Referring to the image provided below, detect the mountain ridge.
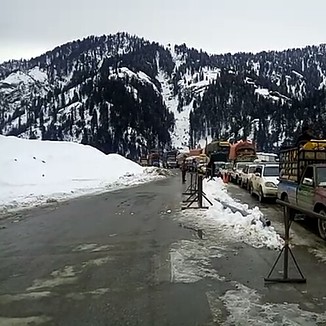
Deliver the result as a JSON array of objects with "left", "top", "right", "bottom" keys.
[{"left": 1, "top": 32, "right": 326, "bottom": 157}]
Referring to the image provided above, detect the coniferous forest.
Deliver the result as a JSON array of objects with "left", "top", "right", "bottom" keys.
[{"left": 2, "top": 32, "right": 326, "bottom": 157}]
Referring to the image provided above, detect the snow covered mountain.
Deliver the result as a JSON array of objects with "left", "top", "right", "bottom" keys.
[{"left": 1, "top": 33, "right": 326, "bottom": 155}]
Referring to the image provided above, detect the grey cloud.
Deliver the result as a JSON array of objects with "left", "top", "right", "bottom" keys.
[{"left": 0, "top": 0, "right": 326, "bottom": 61}]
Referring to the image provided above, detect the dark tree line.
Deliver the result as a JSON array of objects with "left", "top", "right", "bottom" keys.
[{"left": 2, "top": 33, "right": 326, "bottom": 156}]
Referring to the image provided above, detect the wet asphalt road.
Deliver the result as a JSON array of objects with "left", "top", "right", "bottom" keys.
[
  {"left": 1, "top": 174, "right": 326, "bottom": 325},
  {"left": 0, "top": 176, "right": 215, "bottom": 326}
]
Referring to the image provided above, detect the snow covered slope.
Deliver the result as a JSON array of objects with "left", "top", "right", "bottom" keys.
[
  {"left": 157, "top": 47, "right": 220, "bottom": 150},
  {"left": 0, "top": 135, "right": 164, "bottom": 212},
  {"left": 3, "top": 33, "right": 326, "bottom": 154}
]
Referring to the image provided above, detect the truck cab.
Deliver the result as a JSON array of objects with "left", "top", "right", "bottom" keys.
[
  {"left": 139, "top": 156, "right": 148, "bottom": 166},
  {"left": 163, "top": 150, "right": 179, "bottom": 169},
  {"left": 148, "top": 152, "right": 160, "bottom": 167},
  {"left": 282, "top": 164, "right": 326, "bottom": 207},
  {"left": 277, "top": 141, "right": 326, "bottom": 239}
]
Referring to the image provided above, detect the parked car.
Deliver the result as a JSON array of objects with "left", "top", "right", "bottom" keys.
[
  {"left": 239, "top": 164, "right": 258, "bottom": 189},
  {"left": 230, "top": 161, "right": 253, "bottom": 184},
  {"left": 248, "top": 163, "right": 279, "bottom": 202},
  {"left": 166, "top": 159, "right": 178, "bottom": 169},
  {"left": 214, "top": 161, "right": 226, "bottom": 177}
]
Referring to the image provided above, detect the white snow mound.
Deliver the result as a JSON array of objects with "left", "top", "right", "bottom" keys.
[
  {"left": 202, "top": 178, "right": 284, "bottom": 250},
  {"left": 0, "top": 135, "right": 163, "bottom": 211}
]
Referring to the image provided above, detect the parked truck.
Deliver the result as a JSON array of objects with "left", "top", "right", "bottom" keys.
[
  {"left": 163, "top": 150, "right": 179, "bottom": 169},
  {"left": 205, "top": 140, "right": 230, "bottom": 163},
  {"left": 139, "top": 155, "right": 148, "bottom": 166},
  {"left": 205, "top": 140, "right": 230, "bottom": 177},
  {"left": 148, "top": 151, "right": 160, "bottom": 167},
  {"left": 228, "top": 140, "right": 257, "bottom": 183},
  {"left": 229, "top": 140, "right": 256, "bottom": 163},
  {"left": 277, "top": 140, "right": 326, "bottom": 239}
]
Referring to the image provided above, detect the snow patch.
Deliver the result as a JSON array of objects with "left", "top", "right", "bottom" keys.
[
  {"left": 179, "top": 178, "right": 283, "bottom": 250},
  {"left": 156, "top": 67, "right": 190, "bottom": 150},
  {"left": 219, "top": 283, "right": 326, "bottom": 325},
  {"left": 156, "top": 50, "right": 220, "bottom": 150},
  {"left": 0, "top": 135, "right": 165, "bottom": 212},
  {"left": 255, "top": 88, "right": 269, "bottom": 97},
  {"left": 205, "top": 179, "right": 283, "bottom": 249},
  {"left": 292, "top": 70, "right": 304, "bottom": 79},
  {"left": 28, "top": 66, "right": 48, "bottom": 82},
  {"left": 111, "top": 66, "right": 160, "bottom": 94},
  {"left": 308, "top": 248, "right": 326, "bottom": 263},
  {"left": 0, "top": 66, "right": 47, "bottom": 85},
  {"left": 170, "top": 239, "right": 226, "bottom": 283}
]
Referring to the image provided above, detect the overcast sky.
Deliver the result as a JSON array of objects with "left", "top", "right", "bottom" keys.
[{"left": 1, "top": 0, "right": 325, "bottom": 63}]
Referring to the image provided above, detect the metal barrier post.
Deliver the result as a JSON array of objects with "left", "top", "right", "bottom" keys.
[
  {"left": 283, "top": 205, "right": 290, "bottom": 279},
  {"left": 182, "top": 171, "right": 196, "bottom": 196},
  {"left": 264, "top": 202, "right": 306, "bottom": 283},
  {"left": 198, "top": 175, "right": 203, "bottom": 208},
  {"left": 181, "top": 171, "right": 212, "bottom": 210}
]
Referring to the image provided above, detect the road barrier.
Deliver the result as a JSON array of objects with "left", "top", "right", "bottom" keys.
[
  {"left": 265, "top": 200, "right": 326, "bottom": 283},
  {"left": 182, "top": 171, "right": 213, "bottom": 210},
  {"left": 263, "top": 199, "right": 326, "bottom": 283}
]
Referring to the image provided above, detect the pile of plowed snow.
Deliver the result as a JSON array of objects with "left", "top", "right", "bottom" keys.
[{"left": 0, "top": 135, "right": 164, "bottom": 211}]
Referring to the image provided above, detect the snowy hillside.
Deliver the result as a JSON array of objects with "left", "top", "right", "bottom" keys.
[
  {"left": 2, "top": 33, "right": 326, "bottom": 154},
  {"left": 0, "top": 135, "right": 164, "bottom": 212},
  {"left": 0, "top": 33, "right": 175, "bottom": 158},
  {"left": 157, "top": 46, "right": 220, "bottom": 150}
]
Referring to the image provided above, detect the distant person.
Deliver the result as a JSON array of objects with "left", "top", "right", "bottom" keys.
[
  {"left": 208, "top": 159, "right": 215, "bottom": 179},
  {"left": 192, "top": 158, "right": 197, "bottom": 172},
  {"left": 206, "top": 158, "right": 214, "bottom": 179},
  {"left": 296, "top": 124, "right": 319, "bottom": 147},
  {"left": 211, "top": 161, "right": 215, "bottom": 178},
  {"left": 181, "top": 158, "right": 187, "bottom": 183}
]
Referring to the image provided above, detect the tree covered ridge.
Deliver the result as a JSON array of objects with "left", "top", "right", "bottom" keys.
[
  {"left": 0, "top": 33, "right": 176, "bottom": 158},
  {"left": 1, "top": 33, "right": 326, "bottom": 155}
]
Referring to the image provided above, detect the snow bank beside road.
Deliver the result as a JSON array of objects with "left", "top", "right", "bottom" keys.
[
  {"left": 0, "top": 135, "right": 164, "bottom": 212},
  {"left": 203, "top": 178, "right": 284, "bottom": 249},
  {"left": 177, "top": 178, "right": 283, "bottom": 250},
  {"left": 170, "top": 177, "right": 283, "bottom": 285}
]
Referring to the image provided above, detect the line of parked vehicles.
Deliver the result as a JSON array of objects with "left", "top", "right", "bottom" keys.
[
  {"left": 139, "top": 150, "right": 179, "bottom": 168},
  {"left": 141, "top": 138, "right": 326, "bottom": 240},
  {"left": 212, "top": 140, "right": 326, "bottom": 240},
  {"left": 227, "top": 157, "right": 280, "bottom": 203},
  {"left": 139, "top": 148, "right": 210, "bottom": 170}
]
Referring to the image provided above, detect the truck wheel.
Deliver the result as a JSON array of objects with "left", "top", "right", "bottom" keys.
[
  {"left": 317, "top": 210, "right": 326, "bottom": 240},
  {"left": 258, "top": 187, "right": 264, "bottom": 203}
]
